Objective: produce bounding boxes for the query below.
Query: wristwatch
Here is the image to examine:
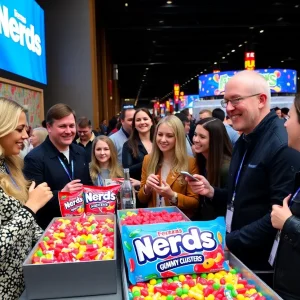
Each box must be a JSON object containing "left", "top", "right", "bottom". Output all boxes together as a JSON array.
[{"left": 170, "top": 192, "right": 178, "bottom": 205}]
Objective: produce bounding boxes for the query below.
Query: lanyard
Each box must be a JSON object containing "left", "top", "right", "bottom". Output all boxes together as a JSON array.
[
  {"left": 231, "top": 150, "right": 247, "bottom": 204},
  {"left": 4, "top": 163, "right": 18, "bottom": 188},
  {"left": 289, "top": 187, "right": 300, "bottom": 207},
  {"left": 97, "top": 174, "right": 104, "bottom": 186},
  {"left": 58, "top": 157, "right": 74, "bottom": 181}
]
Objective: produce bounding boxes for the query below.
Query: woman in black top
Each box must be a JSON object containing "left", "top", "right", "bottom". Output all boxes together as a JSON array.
[
  {"left": 122, "top": 108, "right": 155, "bottom": 207},
  {"left": 192, "top": 117, "right": 232, "bottom": 220},
  {"left": 271, "top": 94, "right": 300, "bottom": 300}
]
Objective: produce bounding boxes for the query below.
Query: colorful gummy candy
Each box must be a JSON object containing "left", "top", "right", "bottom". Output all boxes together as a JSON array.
[
  {"left": 31, "top": 215, "right": 115, "bottom": 264},
  {"left": 128, "top": 269, "right": 267, "bottom": 300},
  {"left": 120, "top": 209, "right": 186, "bottom": 225}
]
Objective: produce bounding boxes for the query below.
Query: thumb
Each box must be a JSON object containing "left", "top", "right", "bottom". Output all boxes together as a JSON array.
[
  {"left": 283, "top": 194, "right": 292, "bottom": 207},
  {"left": 29, "top": 181, "right": 36, "bottom": 192}
]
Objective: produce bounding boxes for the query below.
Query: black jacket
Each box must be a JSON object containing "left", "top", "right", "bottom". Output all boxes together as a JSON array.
[
  {"left": 274, "top": 172, "right": 300, "bottom": 300},
  {"left": 213, "top": 111, "right": 300, "bottom": 270},
  {"left": 23, "top": 137, "right": 92, "bottom": 229},
  {"left": 122, "top": 139, "right": 148, "bottom": 181}
]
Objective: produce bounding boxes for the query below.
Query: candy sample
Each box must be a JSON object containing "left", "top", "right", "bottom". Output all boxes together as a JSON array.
[
  {"left": 119, "top": 209, "right": 187, "bottom": 225},
  {"left": 127, "top": 269, "right": 267, "bottom": 300},
  {"left": 31, "top": 215, "right": 114, "bottom": 264},
  {"left": 120, "top": 216, "right": 229, "bottom": 284}
]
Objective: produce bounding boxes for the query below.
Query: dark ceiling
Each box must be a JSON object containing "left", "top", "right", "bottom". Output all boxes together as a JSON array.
[{"left": 98, "top": 0, "right": 300, "bottom": 104}]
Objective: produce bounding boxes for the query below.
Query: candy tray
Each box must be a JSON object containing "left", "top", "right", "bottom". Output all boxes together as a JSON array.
[
  {"left": 121, "top": 251, "right": 283, "bottom": 300},
  {"left": 23, "top": 214, "right": 117, "bottom": 300}
]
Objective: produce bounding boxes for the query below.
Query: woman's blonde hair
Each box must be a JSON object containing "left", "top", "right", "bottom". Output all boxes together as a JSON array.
[
  {"left": 32, "top": 127, "right": 48, "bottom": 147},
  {"left": 147, "top": 115, "right": 188, "bottom": 179},
  {"left": 89, "top": 135, "right": 123, "bottom": 183},
  {"left": 0, "top": 97, "right": 30, "bottom": 204}
]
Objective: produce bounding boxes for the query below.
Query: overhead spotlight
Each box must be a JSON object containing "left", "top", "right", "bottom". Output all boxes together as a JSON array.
[
  {"left": 146, "top": 68, "right": 149, "bottom": 70},
  {"left": 222, "top": 56, "right": 225, "bottom": 59},
  {"left": 239, "top": 44, "right": 243, "bottom": 47},
  {"left": 214, "top": 62, "right": 217, "bottom": 65},
  {"left": 227, "top": 53, "right": 230, "bottom": 55},
  {"left": 200, "top": 71, "right": 203, "bottom": 74},
  {"left": 159, "top": 20, "right": 164, "bottom": 24},
  {"left": 244, "top": 41, "right": 248, "bottom": 44},
  {"left": 143, "top": 74, "right": 146, "bottom": 76},
  {"left": 231, "top": 49, "right": 235, "bottom": 52},
  {"left": 249, "top": 26, "right": 254, "bottom": 29},
  {"left": 259, "top": 30, "right": 264, "bottom": 33},
  {"left": 281, "top": 60, "right": 284, "bottom": 63},
  {"left": 268, "top": 66, "right": 272, "bottom": 68},
  {"left": 277, "top": 17, "right": 283, "bottom": 21},
  {"left": 166, "top": 0, "right": 172, "bottom": 4},
  {"left": 204, "top": 69, "right": 207, "bottom": 71},
  {"left": 125, "top": 3, "right": 128, "bottom": 7},
  {"left": 142, "top": 80, "right": 145, "bottom": 82},
  {"left": 295, "top": 4, "right": 299, "bottom": 8}
]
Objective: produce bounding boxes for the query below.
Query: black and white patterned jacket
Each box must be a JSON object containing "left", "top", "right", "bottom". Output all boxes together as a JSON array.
[{"left": 0, "top": 157, "right": 43, "bottom": 299}]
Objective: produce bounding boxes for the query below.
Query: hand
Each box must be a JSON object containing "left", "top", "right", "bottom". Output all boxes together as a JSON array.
[
  {"left": 26, "top": 181, "right": 53, "bottom": 213},
  {"left": 185, "top": 174, "right": 214, "bottom": 198},
  {"left": 152, "top": 180, "right": 174, "bottom": 199},
  {"left": 130, "top": 178, "right": 140, "bottom": 187},
  {"left": 61, "top": 179, "right": 83, "bottom": 192},
  {"left": 271, "top": 194, "right": 293, "bottom": 230},
  {"left": 144, "top": 174, "right": 160, "bottom": 194}
]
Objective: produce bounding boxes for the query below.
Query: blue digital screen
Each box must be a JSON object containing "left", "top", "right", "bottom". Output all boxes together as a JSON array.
[
  {"left": 199, "top": 69, "right": 297, "bottom": 97},
  {"left": 183, "top": 95, "right": 200, "bottom": 108},
  {"left": 0, "top": 0, "right": 46, "bottom": 84}
]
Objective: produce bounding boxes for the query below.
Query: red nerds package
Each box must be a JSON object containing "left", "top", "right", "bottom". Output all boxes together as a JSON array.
[{"left": 83, "top": 185, "right": 121, "bottom": 215}]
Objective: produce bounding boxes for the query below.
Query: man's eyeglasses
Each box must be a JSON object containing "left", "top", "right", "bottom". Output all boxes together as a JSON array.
[
  {"left": 220, "top": 93, "right": 261, "bottom": 108},
  {"left": 77, "top": 131, "right": 90, "bottom": 135}
]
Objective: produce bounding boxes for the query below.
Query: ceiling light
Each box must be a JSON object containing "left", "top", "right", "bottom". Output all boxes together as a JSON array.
[
  {"left": 259, "top": 30, "right": 264, "bottom": 33},
  {"left": 277, "top": 17, "right": 283, "bottom": 21},
  {"left": 239, "top": 44, "right": 242, "bottom": 47},
  {"left": 142, "top": 80, "right": 145, "bottom": 82},
  {"left": 231, "top": 49, "right": 235, "bottom": 52},
  {"left": 204, "top": 69, "right": 207, "bottom": 71},
  {"left": 268, "top": 66, "right": 271, "bottom": 68},
  {"left": 159, "top": 20, "right": 164, "bottom": 24},
  {"left": 167, "top": 0, "right": 172, "bottom": 4},
  {"left": 143, "top": 74, "right": 146, "bottom": 76},
  {"left": 146, "top": 68, "right": 149, "bottom": 70},
  {"left": 125, "top": 3, "right": 128, "bottom": 7},
  {"left": 281, "top": 60, "right": 284, "bottom": 63},
  {"left": 222, "top": 56, "right": 225, "bottom": 59},
  {"left": 249, "top": 26, "right": 254, "bottom": 29},
  {"left": 244, "top": 41, "right": 248, "bottom": 44},
  {"left": 295, "top": 4, "right": 299, "bottom": 8},
  {"left": 227, "top": 53, "right": 230, "bottom": 55},
  {"left": 214, "top": 62, "right": 217, "bottom": 65}
]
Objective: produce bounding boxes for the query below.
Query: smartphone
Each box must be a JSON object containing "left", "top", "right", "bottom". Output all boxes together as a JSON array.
[{"left": 180, "top": 171, "right": 200, "bottom": 182}]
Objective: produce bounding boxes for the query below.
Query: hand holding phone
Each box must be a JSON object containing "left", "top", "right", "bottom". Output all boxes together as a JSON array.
[{"left": 180, "top": 171, "right": 200, "bottom": 182}]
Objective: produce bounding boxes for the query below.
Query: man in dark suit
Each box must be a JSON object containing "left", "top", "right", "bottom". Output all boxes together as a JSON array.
[{"left": 23, "top": 103, "right": 92, "bottom": 229}]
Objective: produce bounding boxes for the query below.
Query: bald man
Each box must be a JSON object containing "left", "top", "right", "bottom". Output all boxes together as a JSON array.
[{"left": 187, "top": 70, "right": 300, "bottom": 279}]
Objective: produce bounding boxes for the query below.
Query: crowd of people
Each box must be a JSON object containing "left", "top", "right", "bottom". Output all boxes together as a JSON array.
[{"left": 0, "top": 70, "right": 299, "bottom": 299}]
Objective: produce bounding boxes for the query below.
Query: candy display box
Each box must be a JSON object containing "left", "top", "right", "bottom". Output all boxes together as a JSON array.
[
  {"left": 23, "top": 215, "right": 117, "bottom": 300},
  {"left": 117, "top": 206, "right": 190, "bottom": 230},
  {"left": 121, "top": 251, "right": 283, "bottom": 300}
]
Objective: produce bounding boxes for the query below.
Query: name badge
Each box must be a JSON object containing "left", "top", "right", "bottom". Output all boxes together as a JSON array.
[
  {"left": 226, "top": 205, "right": 234, "bottom": 233},
  {"left": 268, "top": 231, "right": 280, "bottom": 267}
]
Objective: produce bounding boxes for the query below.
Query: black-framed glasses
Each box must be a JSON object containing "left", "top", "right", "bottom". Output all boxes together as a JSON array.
[{"left": 220, "top": 93, "right": 261, "bottom": 108}]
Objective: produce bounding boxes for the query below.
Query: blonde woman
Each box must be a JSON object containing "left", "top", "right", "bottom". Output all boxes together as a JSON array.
[
  {"left": 90, "top": 135, "right": 124, "bottom": 185},
  {"left": 89, "top": 135, "right": 140, "bottom": 187},
  {"left": 138, "top": 115, "right": 199, "bottom": 219},
  {"left": 30, "top": 127, "right": 48, "bottom": 148},
  {"left": 0, "top": 97, "right": 53, "bottom": 299}
]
